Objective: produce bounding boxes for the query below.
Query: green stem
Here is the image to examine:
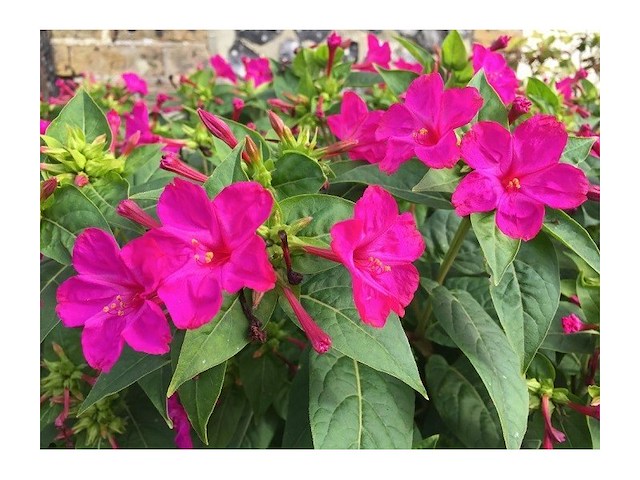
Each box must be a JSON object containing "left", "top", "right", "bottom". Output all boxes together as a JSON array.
[{"left": 415, "top": 216, "right": 471, "bottom": 338}]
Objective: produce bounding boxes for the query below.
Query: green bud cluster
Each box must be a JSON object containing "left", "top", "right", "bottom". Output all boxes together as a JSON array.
[
  {"left": 72, "top": 394, "right": 127, "bottom": 447},
  {"left": 40, "top": 344, "right": 87, "bottom": 400}
]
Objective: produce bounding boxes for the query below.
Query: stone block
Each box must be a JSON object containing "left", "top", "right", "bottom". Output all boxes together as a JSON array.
[{"left": 163, "top": 44, "right": 210, "bottom": 75}]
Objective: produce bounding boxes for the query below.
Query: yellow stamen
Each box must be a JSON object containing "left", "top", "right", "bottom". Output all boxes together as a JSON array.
[{"left": 204, "top": 251, "right": 214, "bottom": 263}]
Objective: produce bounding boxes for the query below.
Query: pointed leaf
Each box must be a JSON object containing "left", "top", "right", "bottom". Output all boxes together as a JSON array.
[
  {"left": 442, "top": 30, "right": 469, "bottom": 71},
  {"left": 526, "top": 77, "right": 561, "bottom": 114},
  {"left": 40, "top": 260, "right": 73, "bottom": 342},
  {"left": 123, "top": 144, "right": 164, "bottom": 185},
  {"left": 468, "top": 70, "right": 509, "bottom": 126},
  {"left": 282, "top": 350, "right": 313, "bottom": 448},
  {"left": 413, "top": 165, "right": 463, "bottom": 193},
  {"left": 271, "top": 152, "right": 326, "bottom": 198},
  {"left": 137, "top": 365, "right": 172, "bottom": 427},
  {"left": 203, "top": 144, "right": 247, "bottom": 197},
  {"left": 471, "top": 212, "right": 521, "bottom": 285},
  {"left": 543, "top": 208, "right": 600, "bottom": 274},
  {"left": 237, "top": 348, "right": 288, "bottom": 417},
  {"left": 375, "top": 66, "right": 419, "bottom": 97},
  {"left": 47, "top": 89, "right": 112, "bottom": 145},
  {"left": 394, "top": 36, "right": 434, "bottom": 71}
]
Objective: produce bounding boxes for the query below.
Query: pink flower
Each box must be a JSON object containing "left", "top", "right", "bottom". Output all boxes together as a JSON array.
[
  {"left": 145, "top": 179, "right": 276, "bottom": 329},
  {"left": 243, "top": 57, "right": 272, "bottom": 87},
  {"left": 490, "top": 35, "right": 511, "bottom": 51},
  {"left": 353, "top": 34, "right": 391, "bottom": 72},
  {"left": 541, "top": 395, "right": 566, "bottom": 449},
  {"left": 326, "top": 31, "right": 342, "bottom": 76},
  {"left": 232, "top": 97, "right": 245, "bottom": 122},
  {"left": 472, "top": 43, "right": 519, "bottom": 105},
  {"left": 393, "top": 58, "right": 423, "bottom": 74},
  {"left": 210, "top": 55, "right": 237, "bottom": 83},
  {"left": 124, "top": 101, "right": 185, "bottom": 153},
  {"left": 452, "top": 115, "right": 589, "bottom": 240},
  {"left": 55, "top": 228, "right": 171, "bottom": 372},
  {"left": 376, "top": 73, "right": 483, "bottom": 173},
  {"left": 556, "top": 77, "right": 574, "bottom": 102},
  {"left": 282, "top": 287, "right": 331, "bottom": 354},
  {"left": 577, "top": 124, "right": 600, "bottom": 158},
  {"left": 327, "top": 91, "right": 386, "bottom": 165},
  {"left": 40, "top": 119, "right": 51, "bottom": 135},
  {"left": 122, "top": 72, "right": 148, "bottom": 96},
  {"left": 561, "top": 313, "right": 598, "bottom": 334},
  {"left": 167, "top": 394, "right": 193, "bottom": 448},
  {"left": 306, "top": 186, "right": 425, "bottom": 327},
  {"left": 508, "top": 96, "right": 531, "bottom": 124}
]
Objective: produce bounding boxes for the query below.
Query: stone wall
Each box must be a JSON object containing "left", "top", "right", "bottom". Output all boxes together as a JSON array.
[{"left": 42, "top": 29, "right": 521, "bottom": 95}]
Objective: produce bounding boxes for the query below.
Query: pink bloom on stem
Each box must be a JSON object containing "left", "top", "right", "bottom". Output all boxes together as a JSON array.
[
  {"left": 540, "top": 395, "right": 566, "bottom": 449},
  {"left": 567, "top": 401, "right": 600, "bottom": 421},
  {"left": 490, "top": 35, "right": 511, "bottom": 51},
  {"left": 326, "top": 31, "right": 342, "bottom": 76},
  {"left": 40, "top": 119, "right": 51, "bottom": 135},
  {"left": 55, "top": 228, "right": 172, "bottom": 372},
  {"left": 556, "top": 77, "right": 574, "bottom": 102},
  {"left": 243, "top": 57, "right": 272, "bottom": 87},
  {"left": 117, "top": 199, "right": 161, "bottom": 230},
  {"left": 353, "top": 34, "right": 391, "bottom": 72},
  {"left": 452, "top": 115, "right": 589, "bottom": 241},
  {"left": 561, "top": 313, "right": 598, "bottom": 334},
  {"left": 144, "top": 179, "right": 276, "bottom": 329},
  {"left": 197, "top": 108, "right": 252, "bottom": 163},
  {"left": 577, "top": 124, "right": 600, "bottom": 158},
  {"left": 327, "top": 91, "right": 386, "bottom": 165},
  {"left": 472, "top": 43, "right": 519, "bottom": 105},
  {"left": 393, "top": 58, "right": 423, "bottom": 74},
  {"left": 376, "top": 73, "right": 483, "bottom": 173},
  {"left": 232, "top": 98, "right": 245, "bottom": 122},
  {"left": 167, "top": 394, "right": 193, "bottom": 448},
  {"left": 122, "top": 72, "right": 148, "bottom": 96},
  {"left": 106, "top": 109, "right": 121, "bottom": 152},
  {"left": 306, "top": 186, "right": 425, "bottom": 327},
  {"left": 210, "top": 55, "right": 238, "bottom": 83},
  {"left": 282, "top": 287, "right": 331, "bottom": 354},
  {"left": 508, "top": 96, "right": 532, "bottom": 124}
]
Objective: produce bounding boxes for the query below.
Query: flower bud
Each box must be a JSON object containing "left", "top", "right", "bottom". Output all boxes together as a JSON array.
[
  {"left": 74, "top": 173, "right": 89, "bottom": 187},
  {"left": 587, "top": 184, "right": 600, "bottom": 202},
  {"left": 40, "top": 177, "right": 58, "bottom": 202},
  {"left": 267, "top": 98, "right": 295, "bottom": 116},
  {"left": 160, "top": 153, "right": 208, "bottom": 183},
  {"left": 489, "top": 35, "right": 511, "bottom": 51},
  {"left": 283, "top": 287, "right": 331, "bottom": 354},
  {"left": 508, "top": 96, "right": 532, "bottom": 124},
  {"left": 232, "top": 97, "right": 245, "bottom": 122},
  {"left": 116, "top": 199, "right": 161, "bottom": 229},
  {"left": 244, "top": 136, "right": 261, "bottom": 164},
  {"left": 197, "top": 108, "right": 239, "bottom": 149}
]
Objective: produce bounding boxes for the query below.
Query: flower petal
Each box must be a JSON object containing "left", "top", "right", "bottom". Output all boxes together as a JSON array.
[
  {"left": 496, "top": 192, "right": 545, "bottom": 241},
  {"left": 379, "top": 138, "right": 416, "bottom": 174},
  {"left": 158, "top": 264, "right": 223, "bottom": 330},
  {"left": 512, "top": 115, "right": 568, "bottom": 176},
  {"left": 330, "top": 218, "right": 365, "bottom": 269},
  {"left": 72, "top": 228, "right": 131, "bottom": 284},
  {"left": 520, "top": 163, "right": 589, "bottom": 209},
  {"left": 351, "top": 274, "right": 394, "bottom": 328},
  {"left": 438, "top": 86, "right": 483, "bottom": 131},
  {"left": 121, "top": 301, "right": 172, "bottom": 355},
  {"left": 414, "top": 130, "right": 460, "bottom": 169},
  {"left": 353, "top": 186, "right": 399, "bottom": 240},
  {"left": 212, "top": 181, "right": 273, "bottom": 249},
  {"left": 374, "top": 263, "right": 419, "bottom": 315},
  {"left": 81, "top": 313, "right": 126, "bottom": 372},
  {"left": 452, "top": 171, "right": 504, "bottom": 216},
  {"left": 404, "top": 73, "right": 444, "bottom": 127},
  {"left": 376, "top": 103, "right": 421, "bottom": 141},
  {"left": 327, "top": 91, "right": 368, "bottom": 140},
  {"left": 363, "top": 212, "right": 425, "bottom": 264},
  {"left": 56, "top": 276, "right": 124, "bottom": 327},
  {"left": 220, "top": 235, "right": 276, "bottom": 293},
  {"left": 460, "top": 121, "right": 512, "bottom": 175}
]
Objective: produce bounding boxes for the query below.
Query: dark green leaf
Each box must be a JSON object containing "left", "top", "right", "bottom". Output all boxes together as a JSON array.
[
  {"left": 375, "top": 66, "right": 419, "bottom": 97},
  {"left": 282, "top": 350, "right": 313, "bottom": 448},
  {"left": 203, "top": 144, "right": 247, "bottom": 197},
  {"left": 431, "top": 286, "right": 528, "bottom": 448},
  {"left": 526, "top": 77, "right": 560, "bottom": 114},
  {"left": 40, "top": 261, "right": 73, "bottom": 342},
  {"left": 541, "top": 302, "right": 595, "bottom": 354},
  {"left": 471, "top": 212, "right": 521, "bottom": 285},
  {"left": 239, "top": 410, "right": 280, "bottom": 448},
  {"left": 555, "top": 408, "right": 593, "bottom": 449},
  {"left": 119, "top": 385, "right": 176, "bottom": 448},
  {"left": 123, "top": 144, "right": 163, "bottom": 185},
  {"left": 526, "top": 353, "right": 556, "bottom": 381},
  {"left": 442, "top": 30, "right": 469, "bottom": 71},
  {"left": 206, "top": 386, "right": 251, "bottom": 448},
  {"left": 587, "top": 416, "right": 600, "bottom": 449},
  {"left": 47, "top": 89, "right": 112, "bottom": 145},
  {"left": 490, "top": 233, "right": 560, "bottom": 370},
  {"left": 83, "top": 172, "right": 141, "bottom": 233},
  {"left": 413, "top": 165, "right": 463, "bottom": 193},
  {"left": 272, "top": 152, "right": 326, "bottom": 198},
  {"left": 345, "top": 71, "right": 383, "bottom": 87},
  {"left": 308, "top": 349, "right": 414, "bottom": 448},
  {"left": 468, "top": 70, "right": 509, "bottom": 126},
  {"left": 238, "top": 349, "right": 288, "bottom": 417},
  {"left": 413, "top": 434, "right": 439, "bottom": 449},
  {"left": 137, "top": 365, "right": 172, "bottom": 427}
]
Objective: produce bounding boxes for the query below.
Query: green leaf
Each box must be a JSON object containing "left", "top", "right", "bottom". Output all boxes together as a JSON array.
[
  {"left": 308, "top": 349, "right": 414, "bottom": 449},
  {"left": 426, "top": 355, "right": 503, "bottom": 448},
  {"left": 178, "top": 362, "right": 227, "bottom": 444},
  {"left": 561, "top": 136, "right": 596, "bottom": 165},
  {"left": 40, "top": 261, "right": 73, "bottom": 342},
  {"left": 555, "top": 408, "right": 593, "bottom": 449},
  {"left": 490, "top": 234, "right": 560, "bottom": 371},
  {"left": 442, "top": 30, "right": 469, "bottom": 71},
  {"left": 526, "top": 77, "right": 560, "bottom": 114},
  {"left": 239, "top": 410, "right": 280, "bottom": 448},
  {"left": 123, "top": 144, "right": 163, "bottom": 186},
  {"left": 471, "top": 212, "right": 521, "bottom": 285},
  {"left": 118, "top": 385, "right": 176, "bottom": 448},
  {"left": 83, "top": 172, "right": 141, "bottom": 233},
  {"left": 137, "top": 365, "right": 172, "bottom": 427},
  {"left": 206, "top": 386, "right": 251, "bottom": 448},
  {"left": 587, "top": 416, "right": 600, "bottom": 449},
  {"left": 526, "top": 352, "right": 556, "bottom": 381},
  {"left": 238, "top": 349, "right": 288, "bottom": 417},
  {"left": 345, "top": 71, "right": 383, "bottom": 87},
  {"left": 47, "top": 89, "right": 112, "bottom": 145},
  {"left": 128, "top": 188, "right": 164, "bottom": 201},
  {"left": 282, "top": 350, "right": 313, "bottom": 448},
  {"left": 468, "top": 70, "right": 509, "bottom": 126},
  {"left": 279, "top": 194, "right": 354, "bottom": 274},
  {"left": 79, "top": 347, "right": 170, "bottom": 414},
  {"left": 286, "top": 266, "right": 427, "bottom": 398},
  {"left": 394, "top": 36, "right": 433, "bottom": 71},
  {"left": 446, "top": 276, "right": 496, "bottom": 319},
  {"left": 375, "top": 66, "right": 419, "bottom": 97},
  {"left": 577, "top": 272, "right": 600, "bottom": 325},
  {"left": 40, "top": 185, "right": 112, "bottom": 265},
  {"left": 541, "top": 302, "right": 595, "bottom": 354},
  {"left": 413, "top": 165, "right": 463, "bottom": 193},
  {"left": 332, "top": 159, "right": 452, "bottom": 208},
  {"left": 168, "top": 289, "right": 277, "bottom": 395},
  {"left": 431, "top": 286, "right": 528, "bottom": 448},
  {"left": 543, "top": 208, "right": 600, "bottom": 275},
  {"left": 203, "top": 144, "right": 247, "bottom": 197},
  {"left": 271, "top": 152, "right": 326, "bottom": 198},
  {"left": 413, "top": 434, "right": 439, "bottom": 449}
]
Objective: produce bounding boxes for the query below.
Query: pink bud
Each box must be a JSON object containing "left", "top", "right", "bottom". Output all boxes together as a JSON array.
[
  {"left": 283, "top": 287, "right": 332, "bottom": 354},
  {"left": 489, "top": 35, "right": 511, "bottom": 51},
  {"left": 197, "top": 108, "right": 239, "bottom": 149},
  {"left": 574, "top": 69, "right": 588, "bottom": 81},
  {"left": 320, "top": 139, "right": 359, "bottom": 158},
  {"left": 567, "top": 401, "right": 600, "bottom": 420},
  {"left": 121, "top": 130, "right": 141, "bottom": 157},
  {"left": 316, "top": 96, "right": 325, "bottom": 120},
  {"left": 232, "top": 97, "right": 245, "bottom": 122},
  {"left": 327, "top": 31, "right": 342, "bottom": 50},
  {"left": 267, "top": 98, "right": 295, "bottom": 115},
  {"left": 74, "top": 173, "right": 89, "bottom": 187},
  {"left": 268, "top": 110, "right": 287, "bottom": 138},
  {"left": 116, "top": 199, "right": 161, "bottom": 229},
  {"left": 244, "top": 136, "right": 260, "bottom": 164},
  {"left": 40, "top": 177, "right": 58, "bottom": 202},
  {"left": 561, "top": 313, "right": 599, "bottom": 334},
  {"left": 160, "top": 153, "right": 208, "bottom": 183},
  {"left": 508, "top": 96, "right": 532, "bottom": 124},
  {"left": 587, "top": 184, "right": 600, "bottom": 202}
]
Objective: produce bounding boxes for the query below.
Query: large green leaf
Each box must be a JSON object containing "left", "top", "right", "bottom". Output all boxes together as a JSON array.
[
  {"left": 238, "top": 410, "right": 280, "bottom": 448},
  {"left": 271, "top": 152, "right": 326, "bottom": 198},
  {"left": 526, "top": 77, "right": 560, "bottom": 114},
  {"left": 471, "top": 212, "right": 521, "bottom": 285},
  {"left": 412, "top": 165, "right": 462, "bottom": 194},
  {"left": 123, "top": 144, "right": 164, "bottom": 186},
  {"left": 168, "top": 289, "right": 277, "bottom": 395},
  {"left": 442, "top": 30, "right": 469, "bottom": 71},
  {"left": 284, "top": 266, "right": 427, "bottom": 397},
  {"left": 206, "top": 386, "right": 252, "bottom": 448},
  {"left": 40, "top": 261, "right": 73, "bottom": 342},
  {"left": 137, "top": 365, "right": 172, "bottom": 427},
  {"left": 345, "top": 71, "right": 383, "bottom": 87},
  {"left": 203, "top": 144, "right": 247, "bottom": 197},
  {"left": 178, "top": 362, "right": 227, "bottom": 444},
  {"left": 332, "top": 159, "right": 452, "bottom": 208},
  {"left": 118, "top": 385, "right": 176, "bottom": 448},
  {"left": 543, "top": 208, "right": 600, "bottom": 274},
  {"left": 47, "top": 89, "right": 112, "bottom": 145},
  {"left": 426, "top": 355, "right": 503, "bottom": 448},
  {"left": 237, "top": 348, "right": 288, "bottom": 417},
  {"left": 308, "top": 349, "right": 414, "bottom": 449},
  {"left": 282, "top": 350, "right": 313, "bottom": 448},
  {"left": 468, "top": 70, "right": 509, "bottom": 126},
  {"left": 40, "top": 185, "right": 112, "bottom": 265},
  {"left": 490, "top": 233, "right": 560, "bottom": 370},
  {"left": 83, "top": 172, "right": 141, "bottom": 233},
  {"left": 78, "top": 347, "right": 170, "bottom": 414},
  {"left": 431, "top": 286, "right": 528, "bottom": 448},
  {"left": 375, "top": 66, "right": 419, "bottom": 97}
]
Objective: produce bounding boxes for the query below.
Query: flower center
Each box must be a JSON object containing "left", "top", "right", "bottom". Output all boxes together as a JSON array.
[
  {"left": 506, "top": 177, "right": 521, "bottom": 191},
  {"left": 365, "top": 256, "right": 391, "bottom": 275},
  {"left": 412, "top": 127, "right": 430, "bottom": 145},
  {"left": 102, "top": 294, "right": 133, "bottom": 317},
  {"left": 191, "top": 238, "right": 215, "bottom": 265}
]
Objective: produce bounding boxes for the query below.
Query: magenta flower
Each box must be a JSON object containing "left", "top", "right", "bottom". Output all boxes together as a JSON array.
[
  {"left": 561, "top": 313, "right": 598, "bottom": 334},
  {"left": 243, "top": 57, "right": 272, "bottom": 87},
  {"left": 393, "top": 58, "right": 423, "bottom": 74},
  {"left": 56, "top": 228, "right": 171, "bottom": 372},
  {"left": 283, "top": 287, "right": 332, "bottom": 354},
  {"left": 472, "top": 43, "right": 519, "bottom": 105},
  {"left": 167, "top": 394, "right": 193, "bottom": 448},
  {"left": 122, "top": 72, "right": 148, "bottom": 96},
  {"left": 326, "top": 31, "right": 342, "bottom": 76},
  {"left": 541, "top": 395, "right": 566, "bottom": 449},
  {"left": 353, "top": 34, "right": 391, "bottom": 72},
  {"left": 124, "top": 101, "right": 185, "bottom": 153},
  {"left": 210, "top": 54, "right": 237, "bottom": 83},
  {"left": 306, "top": 186, "right": 425, "bottom": 327},
  {"left": 145, "top": 179, "right": 276, "bottom": 329},
  {"left": 327, "top": 91, "right": 386, "bottom": 165},
  {"left": 376, "top": 73, "right": 482, "bottom": 173},
  {"left": 452, "top": 115, "right": 589, "bottom": 240},
  {"left": 40, "top": 119, "right": 51, "bottom": 135}
]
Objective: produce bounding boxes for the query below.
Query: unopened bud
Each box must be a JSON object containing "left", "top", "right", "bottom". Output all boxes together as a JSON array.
[
  {"left": 116, "top": 199, "right": 161, "bottom": 229},
  {"left": 289, "top": 216, "right": 313, "bottom": 235},
  {"left": 121, "top": 131, "right": 141, "bottom": 157},
  {"left": 160, "top": 153, "right": 208, "bottom": 183},
  {"left": 587, "top": 184, "right": 600, "bottom": 202},
  {"left": 283, "top": 287, "right": 331, "bottom": 354},
  {"left": 74, "top": 173, "right": 89, "bottom": 187},
  {"left": 319, "top": 139, "right": 359, "bottom": 158},
  {"left": 245, "top": 136, "right": 261, "bottom": 164},
  {"left": 508, "top": 96, "right": 532, "bottom": 124},
  {"left": 40, "top": 177, "right": 58, "bottom": 202},
  {"left": 267, "top": 98, "right": 295, "bottom": 115},
  {"left": 232, "top": 98, "right": 245, "bottom": 122},
  {"left": 197, "top": 108, "right": 239, "bottom": 149},
  {"left": 489, "top": 35, "right": 511, "bottom": 51}
]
